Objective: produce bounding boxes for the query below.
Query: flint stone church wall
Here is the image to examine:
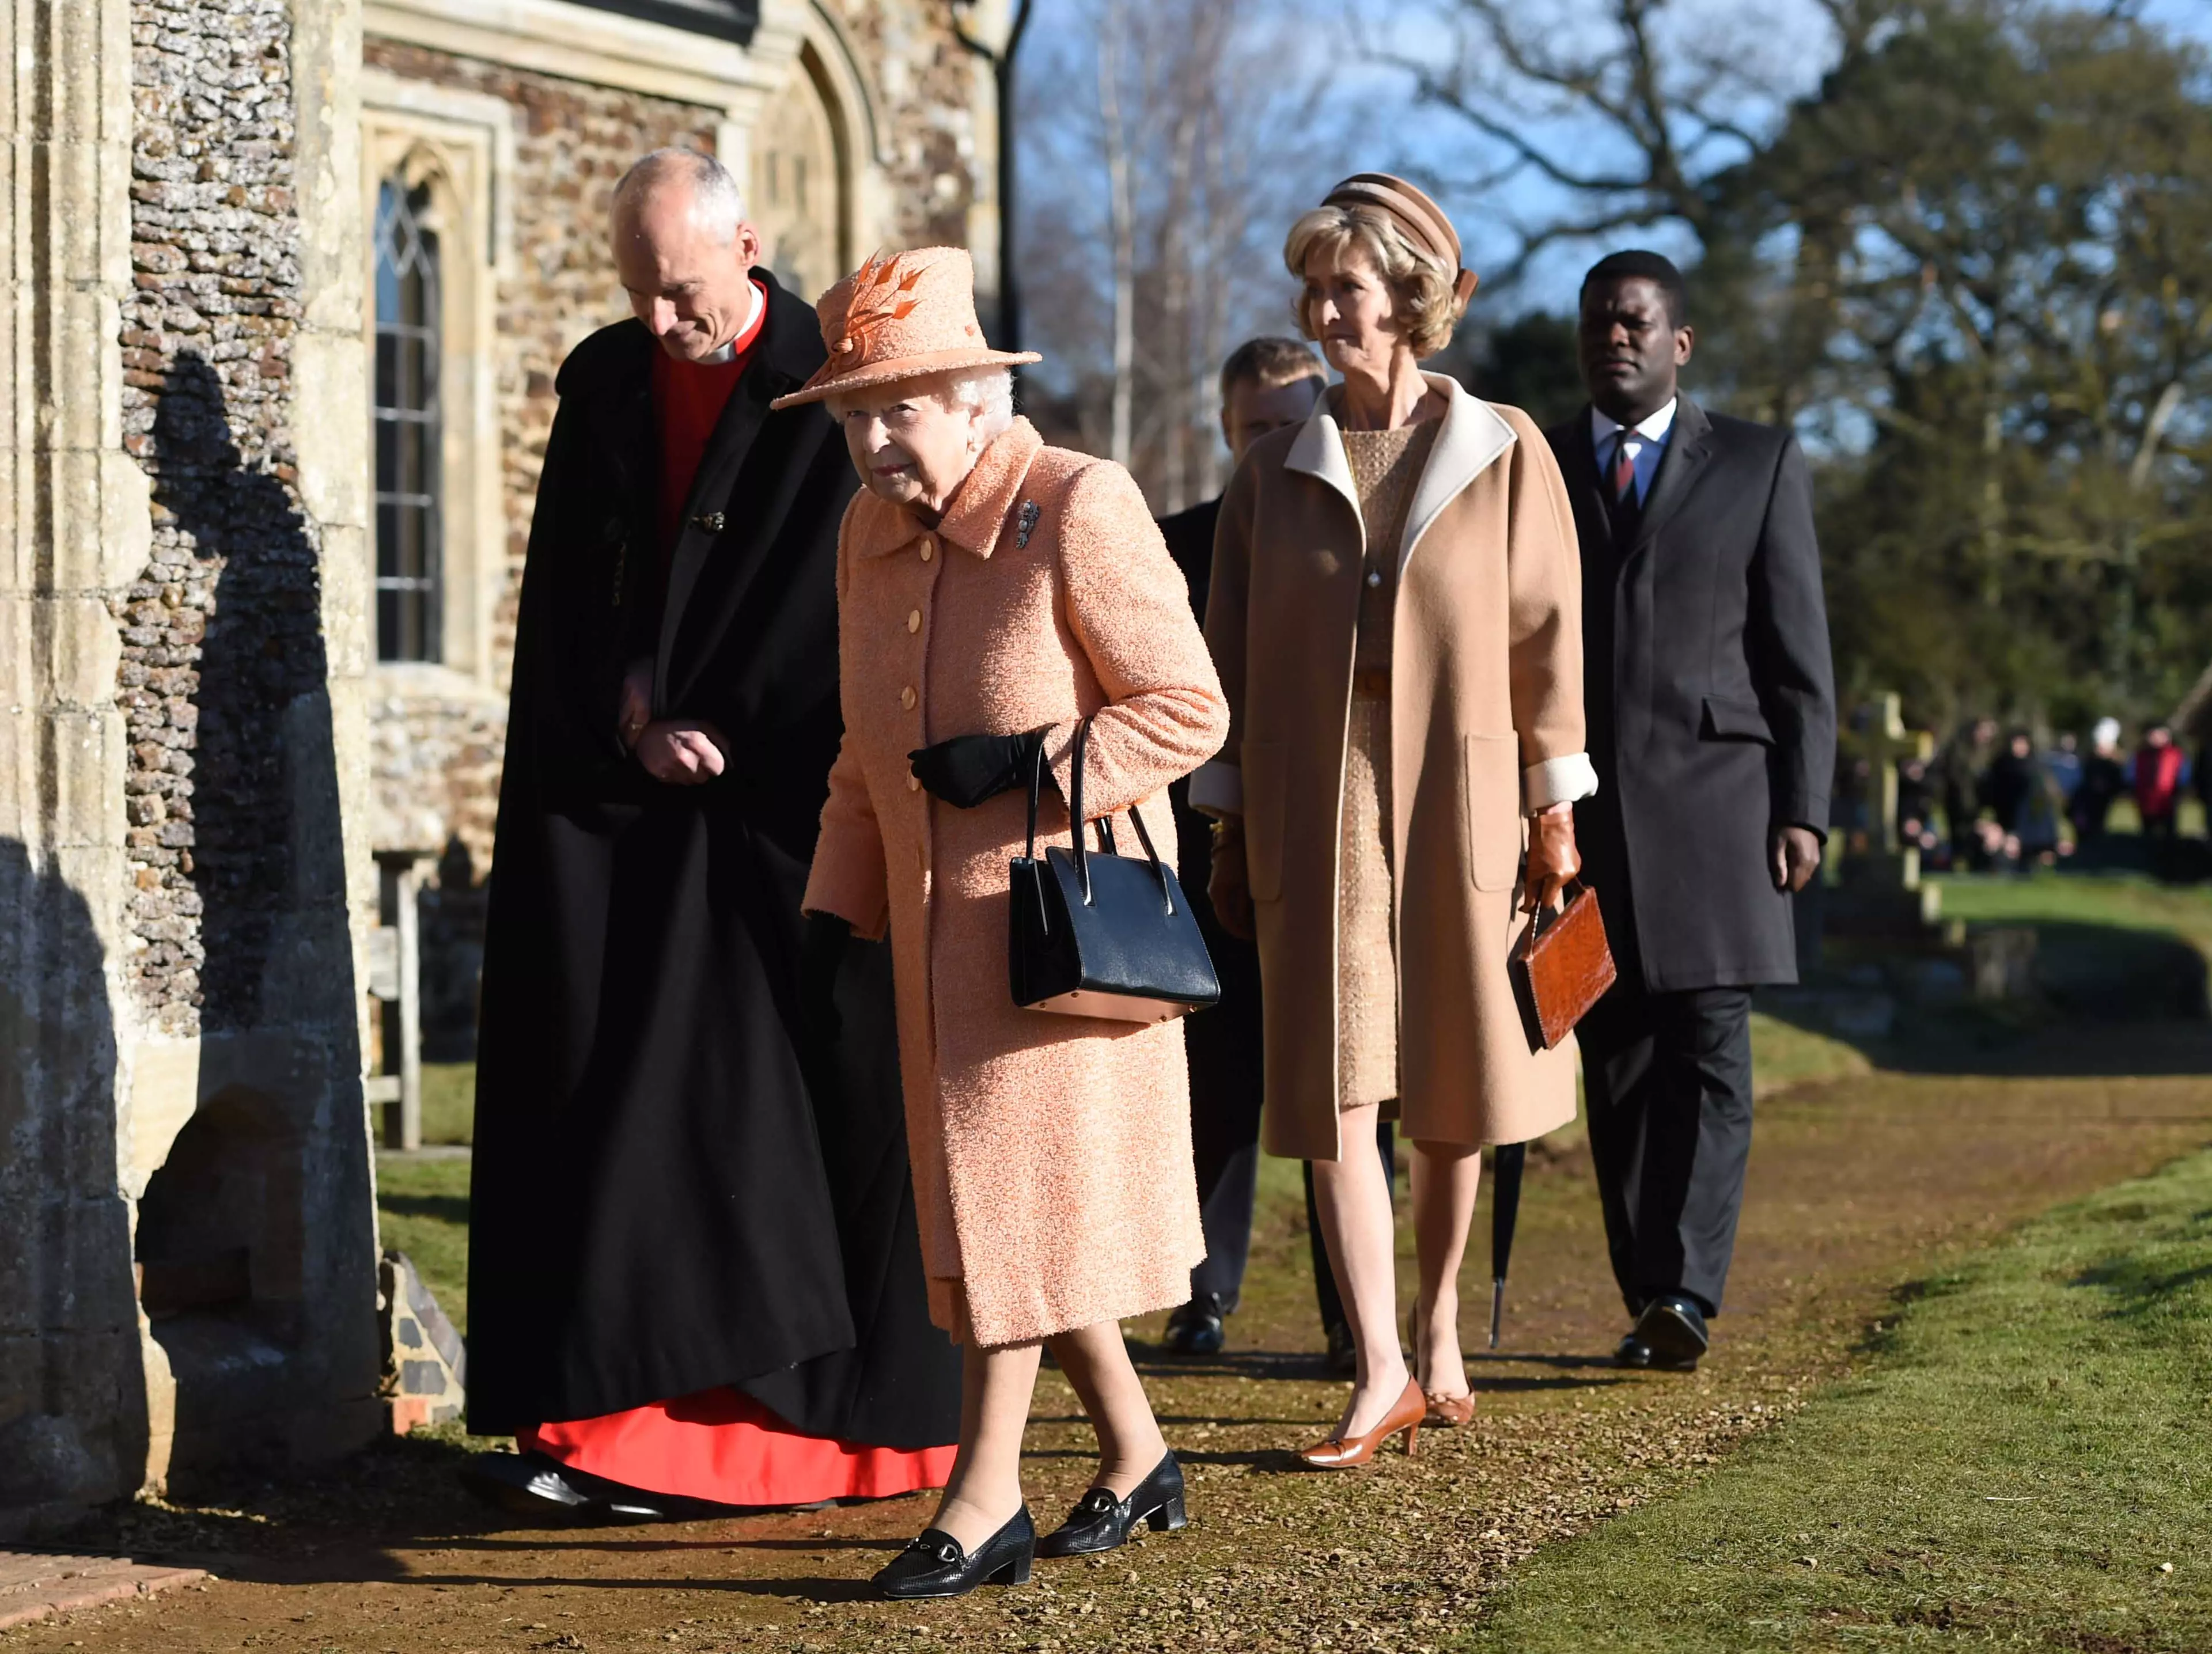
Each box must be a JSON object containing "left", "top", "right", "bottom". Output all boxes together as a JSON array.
[{"left": 119, "top": 0, "right": 309, "bottom": 1033}]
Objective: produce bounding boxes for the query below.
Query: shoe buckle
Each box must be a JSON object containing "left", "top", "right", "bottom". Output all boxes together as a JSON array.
[
  {"left": 906, "top": 1534, "right": 962, "bottom": 1565},
  {"left": 1078, "top": 1489, "right": 1119, "bottom": 1515}
]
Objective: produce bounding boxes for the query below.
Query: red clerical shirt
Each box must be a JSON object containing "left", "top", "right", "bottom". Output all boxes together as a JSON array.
[{"left": 649, "top": 279, "right": 769, "bottom": 582}]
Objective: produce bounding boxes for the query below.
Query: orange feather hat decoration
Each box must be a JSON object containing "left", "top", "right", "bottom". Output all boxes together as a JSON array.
[{"left": 771, "top": 246, "right": 1040, "bottom": 410}]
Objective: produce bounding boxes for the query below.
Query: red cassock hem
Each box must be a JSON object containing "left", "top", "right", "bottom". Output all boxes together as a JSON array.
[{"left": 522, "top": 1388, "right": 956, "bottom": 1508}]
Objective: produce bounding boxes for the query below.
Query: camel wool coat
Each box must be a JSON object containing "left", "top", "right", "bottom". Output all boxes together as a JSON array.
[
  {"left": 1195, "top": 375, "right": 1594, "bottom": 1162},
  {"left": 804, "top": 418, "right": 1228, "bottom": 1348}
]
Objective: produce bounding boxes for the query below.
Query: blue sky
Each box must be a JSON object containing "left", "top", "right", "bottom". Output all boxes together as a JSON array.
[{"left": 1348, "top": 0, "right": 2212, "bottom": 316}]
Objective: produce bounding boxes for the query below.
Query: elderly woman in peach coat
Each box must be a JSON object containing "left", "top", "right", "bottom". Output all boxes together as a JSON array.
[{"left": 785, "top": 248, "right": 1227, "bottom": 1600}]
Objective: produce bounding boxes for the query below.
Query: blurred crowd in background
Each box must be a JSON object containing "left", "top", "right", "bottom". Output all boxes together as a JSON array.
[{"left": 1835, "top": 714, "right": 2211, "bottom": 876}]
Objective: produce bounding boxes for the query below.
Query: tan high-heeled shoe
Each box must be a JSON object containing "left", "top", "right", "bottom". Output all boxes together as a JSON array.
[
  {"left": 1407, "top": 1307, "right": 1475, "bottom": 1428},
  {"left": 1422, "top": 1389, "right": 1475, "bottom": 1427},
  {"left": 1298, "top": 1375, "right": 1425, "bottom": 1469}
]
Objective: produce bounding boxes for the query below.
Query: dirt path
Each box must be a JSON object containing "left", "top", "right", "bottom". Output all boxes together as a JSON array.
[{"left": 12, "top": 1063, "right": 2210, "bottom": 1654}]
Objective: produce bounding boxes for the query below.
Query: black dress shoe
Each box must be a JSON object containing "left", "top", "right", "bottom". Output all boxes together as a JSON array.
[
  {"left": 1613, "top": 1333, "right": 1654, "bottom": 1369},
  {"left": 459, "top": 1451, "right": 611, "bottom": 1522},
  {"left": 1631, "top": 1294, "right": 1710, "bottom": 1372},
  {"left": 1164, "top": 1293, "right": 1228, "bottom": 1356},
  {"left": 1037, "top": 1454, "right": 1186, "bottom": 1558},
  {"left": 459, "top": 1450, "right": 800, "bottom": 1524},
  {"left": 1323, "top": 1321, "right": 1358, "bottom": 1378},
  {"left": 874, "top": 1507, "right": 1035, "bottom": 1599}
]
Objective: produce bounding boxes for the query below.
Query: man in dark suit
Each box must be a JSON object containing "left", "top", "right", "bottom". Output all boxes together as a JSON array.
[
  {"left": 1546, "top": 251, "right": 1836, "bottom": 1372},
  {"left": 1154, "top": 337, "right": 1330, "bottom": 1357}
]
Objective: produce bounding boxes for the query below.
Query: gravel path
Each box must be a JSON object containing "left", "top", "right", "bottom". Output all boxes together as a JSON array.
[{"left": 10, "top": 1065, "right": 2209, "bottom": 1654}]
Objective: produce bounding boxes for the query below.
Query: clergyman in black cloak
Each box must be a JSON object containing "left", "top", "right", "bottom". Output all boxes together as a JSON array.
[{"left": 461, "top": 149, "right": 958, "bottom": 1518}]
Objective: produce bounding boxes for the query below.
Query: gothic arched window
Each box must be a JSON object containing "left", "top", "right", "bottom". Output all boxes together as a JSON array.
[{"left": 373, "top": 177, "right": 442, "bottom": 663}]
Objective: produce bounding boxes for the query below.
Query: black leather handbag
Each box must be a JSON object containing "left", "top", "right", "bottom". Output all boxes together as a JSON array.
[{"left": 1008, "top": 719, "right": 1220, "bottom": 1022}]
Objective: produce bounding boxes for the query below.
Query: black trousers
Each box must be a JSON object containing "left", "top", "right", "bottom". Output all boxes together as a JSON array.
[
  {"left": 1182, "top": 900, "right": 1266, "bottom": 1309},
  {"left": 1188, "top": 1140, "right": 1259, "bottom": 1306},
  {"left": 1579, "top": 983, "right": 1755, "bottom": 1317}
]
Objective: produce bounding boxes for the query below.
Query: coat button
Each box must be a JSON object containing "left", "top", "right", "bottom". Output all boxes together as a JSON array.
[
  {"left": 900, "top": 685, "right": 916, "bottom": 710},
  {"left": 919, "top": 535, "right": 936, "bottom": 562},
  {"left": 1366, "top": 569, "right": 1382, "bottom": 588},
  {"left": 907, "top": 609, "right": 922, "bottom": 633}
]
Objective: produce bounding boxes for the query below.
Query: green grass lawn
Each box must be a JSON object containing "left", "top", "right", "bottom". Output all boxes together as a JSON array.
[
  {"left": 1460, "top": 1146, "right": 2212, "bottom": 1652},
  {"left": 1933, "top": 867, "right": 2212, "bottom": 963},
  {"left": 419, "top": 1060, "right": 475, "bottom": 1145},
  {"left": 376, "top": 1153, "right": 472, "bottom": 1338},
  {"left": 1929, "top": 869, "right": 2212, "bottom": 1020}
]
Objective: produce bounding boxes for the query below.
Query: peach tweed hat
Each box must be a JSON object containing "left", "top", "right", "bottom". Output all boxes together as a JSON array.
[{"left": 769, "top": 245, "right": 1039, "bottom": 409}]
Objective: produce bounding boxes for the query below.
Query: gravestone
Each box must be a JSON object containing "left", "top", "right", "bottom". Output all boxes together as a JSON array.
[
  {"left": 1821, "top": 695, "right": 2037, "bottom": 1004},
  {"left": 1827, "top": 694, "right": 1944, "bottom": 938}
]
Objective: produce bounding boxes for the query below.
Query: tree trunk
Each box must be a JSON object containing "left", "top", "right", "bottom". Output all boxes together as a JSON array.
[{"left": 1100, "top": 0, "right": 1135, "bottom": 468}]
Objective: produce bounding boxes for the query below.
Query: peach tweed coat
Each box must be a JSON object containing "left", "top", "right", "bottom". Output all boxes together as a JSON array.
[
  {"left": 1195, "top": 375, "right": 1593, "bottom": 1162},
  {"left": 803, "top": 417, "right": 1228, "bottom": 1348}
]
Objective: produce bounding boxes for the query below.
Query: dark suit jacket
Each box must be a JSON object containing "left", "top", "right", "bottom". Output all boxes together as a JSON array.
[{"left": 1546, "top": 397, "right": 1835, "bottom": 993}]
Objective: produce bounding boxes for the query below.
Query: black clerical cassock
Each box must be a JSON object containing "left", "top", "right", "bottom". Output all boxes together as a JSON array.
[{"left": 467, "top": 270, "right": 959, "bottom": 1457}]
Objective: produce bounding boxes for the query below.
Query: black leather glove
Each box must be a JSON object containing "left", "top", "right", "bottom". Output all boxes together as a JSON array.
[
  {"left": 908, "top": 726, "right": 1049, "bottom": 809},
  {"left": 797, "top": 911, "right": 850, "bottom": 1051}
]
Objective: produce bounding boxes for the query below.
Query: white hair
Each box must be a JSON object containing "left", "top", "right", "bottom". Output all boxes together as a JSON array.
[
  {"left": 940, "top": 368, "right": 1017, "bottom": 443},
  {"left": 828, "top": 369, "right": 1017, "bottom": 443},
  {"left": 612, "top": 147, "right": 747, "bottom": 245}
]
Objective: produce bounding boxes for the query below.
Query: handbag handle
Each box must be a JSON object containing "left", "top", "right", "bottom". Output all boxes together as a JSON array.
[
  {"left": 1025, "top": 729, "right": 1112, "bottom": 859},
  {"left": 1060, "top": 716, "right": 1176, "bottom": 915},
  {"left": 1514, "top": 877, "right": 1587, "bottom": 960}
]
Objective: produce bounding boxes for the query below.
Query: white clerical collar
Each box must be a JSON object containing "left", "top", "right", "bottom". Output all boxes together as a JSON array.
[
  {"left": 1590, "top": 396, "right": 1679, "bottom": 446},
  {"left": 698, "top": 281, "right": 764, "bottom": 365}
]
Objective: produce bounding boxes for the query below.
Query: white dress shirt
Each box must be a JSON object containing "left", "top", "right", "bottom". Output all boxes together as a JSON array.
[{"left": 1590, "top": 397, "right": 1678, "bottom": 506}]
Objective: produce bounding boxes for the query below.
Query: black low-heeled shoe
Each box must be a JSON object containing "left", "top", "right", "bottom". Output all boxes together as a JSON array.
[
  {"left": 873, "top": 1506, "right": 1035, "bottom": 1600},
  {"left": 1164, "top": 1293, "right": 1228, "bottom": 1356},
  {"left": 1037, "top": 1453, "right": 1187, "bottom": 1558}
]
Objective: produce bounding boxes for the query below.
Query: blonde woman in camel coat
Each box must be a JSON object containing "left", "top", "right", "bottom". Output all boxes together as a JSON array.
[
  {"left": 787, "top": 249, "right": 1226, "bottom": 1598},
  {"left": 1200, "top": 177, "right": 1591, "bottom": 1467}
]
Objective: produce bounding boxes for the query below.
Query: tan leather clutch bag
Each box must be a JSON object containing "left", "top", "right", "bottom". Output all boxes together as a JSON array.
[{"left": 1510, "top": 882, "right": 1617, "bottom": 1051}]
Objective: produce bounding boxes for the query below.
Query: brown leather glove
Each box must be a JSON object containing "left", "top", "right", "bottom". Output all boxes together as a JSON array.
[
  {"left": 1207, "top": 824, "right": 1256, "bottom": 941},
  {"left": 1524, "top": 805, "right": 1581, "bottom": 913}
]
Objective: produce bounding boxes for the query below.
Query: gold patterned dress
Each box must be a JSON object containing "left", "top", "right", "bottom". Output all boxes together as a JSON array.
[{"left": 1335, "top": 419, "right": 1440, "bottom": 1110}]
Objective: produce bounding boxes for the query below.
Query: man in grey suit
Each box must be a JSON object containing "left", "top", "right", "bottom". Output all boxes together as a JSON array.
[{"left": 1546, "top": 251, "right": 1836, "bottom": 1372}]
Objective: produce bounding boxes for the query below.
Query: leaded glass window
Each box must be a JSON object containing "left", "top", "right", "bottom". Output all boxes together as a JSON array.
[{"left": 373, "top": 178, "right": 442, "bottom": 663}]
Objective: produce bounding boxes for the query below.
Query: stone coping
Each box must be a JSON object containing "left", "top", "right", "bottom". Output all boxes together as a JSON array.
[{"left": 0, "top": 1552, "right": 207, "bottom": 1632}]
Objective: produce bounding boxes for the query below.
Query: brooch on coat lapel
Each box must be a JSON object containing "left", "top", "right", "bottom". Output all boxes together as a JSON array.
[{"left": 1014, "top": 500, "right": 1041, "bottom": 549}]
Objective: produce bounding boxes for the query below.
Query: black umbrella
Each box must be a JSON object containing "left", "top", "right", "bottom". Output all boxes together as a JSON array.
[{"left": 1487, "top": 1141, "right": 1528, "bottom": 1349}]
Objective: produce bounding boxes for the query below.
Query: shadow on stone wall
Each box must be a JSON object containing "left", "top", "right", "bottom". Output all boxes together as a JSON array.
[
  {"left": 0, "top": 839, "right": 148, "bottom": 1538},
  {"left": 151, "top": 352, "right": 353, "bottom": 1032},
  {"left": 135, "top": 352, "right": 380, "bottom": 1484}
]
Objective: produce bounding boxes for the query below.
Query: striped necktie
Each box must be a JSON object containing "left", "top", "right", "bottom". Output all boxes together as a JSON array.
[
  {"left": 1611, "top": 430, "right": 1638, "bottom": 503},
  {"left": 1606, "top": 430, "right": 1642, "bottom": 545}
]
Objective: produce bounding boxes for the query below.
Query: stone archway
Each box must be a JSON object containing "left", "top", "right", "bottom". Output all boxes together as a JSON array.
[{"left": 748, "top": 45, "right": 849, "bottom": 305}]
